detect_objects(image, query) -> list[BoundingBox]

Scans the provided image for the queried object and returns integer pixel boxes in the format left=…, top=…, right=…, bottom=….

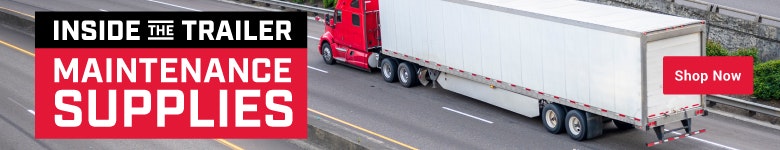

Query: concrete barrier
left=306, top=115, right=397, bottom=150
left=581, top=0, right=780, bottom=61
left=307, top=124, right=369, bottom=150
left=0, top=7, right=35, bottom=36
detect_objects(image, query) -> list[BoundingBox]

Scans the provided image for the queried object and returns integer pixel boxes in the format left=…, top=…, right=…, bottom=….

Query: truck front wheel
left=398, top=62, right=419, bottom=87
left=381, top=58, right=398, bottom=82
left=321, top=42, right=335, bottom=65
left=542, top=104, right=565, bottom=134
left=566, top=110, right=588, bottom=141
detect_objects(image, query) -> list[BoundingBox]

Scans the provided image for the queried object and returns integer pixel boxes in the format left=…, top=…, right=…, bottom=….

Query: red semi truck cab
left=318, top=0, right=381, bottom=70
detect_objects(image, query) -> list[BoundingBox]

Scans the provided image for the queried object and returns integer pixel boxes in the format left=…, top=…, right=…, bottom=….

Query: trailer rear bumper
left=646, top=129, right=706, bottom=147
left=647, top=106, right=706, bottom=129
left=644, top=107, right=707, bottom=147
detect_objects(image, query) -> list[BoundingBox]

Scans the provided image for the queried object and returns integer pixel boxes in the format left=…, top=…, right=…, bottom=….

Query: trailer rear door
left=646, top=32, right=703, bottom=118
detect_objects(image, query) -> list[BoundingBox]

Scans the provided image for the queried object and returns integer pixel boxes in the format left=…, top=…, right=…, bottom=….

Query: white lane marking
left=442, top=107, right=493, bottom=124
left=304, top=35, right=328, bottom=74
left=99, top=9, right=108, bottom=12
left=664, top=129, right=738, bottom=150
left=7, top=97, right=34, bottom=116
left=308, top=66, right=328, bottom=73
left=147, top=0, right=202, bottom=11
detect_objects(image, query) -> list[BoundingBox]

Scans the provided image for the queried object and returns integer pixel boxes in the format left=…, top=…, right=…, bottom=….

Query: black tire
left=381, top=58, right=398, bottom=83
left=566, top=110, right=588, bottom=141
left=398, top=62, right=419, bottom=88
left=613, top=120, right=635, bottom=130
left=321, top=42, right=335, bottom=65
left=542, top=104, right=566, bottom=134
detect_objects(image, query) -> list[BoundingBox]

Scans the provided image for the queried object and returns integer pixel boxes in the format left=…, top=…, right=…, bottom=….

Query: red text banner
left=35, top=48, right=307, bottom=138
left=663, top=56, right=753, bottom=94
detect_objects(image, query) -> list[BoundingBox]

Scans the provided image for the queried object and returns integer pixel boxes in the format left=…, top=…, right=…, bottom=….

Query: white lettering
left=190, top=90, right=214, bottom=127
left=160, top=58, right=177, bottom=83
left=229, top=58, right=248, bottom=82
left=236, top=90, right=261, bottom=127
left=275, top=58, right=291, bottom=82
left=204, top=58, right=225, bottom=83
left=124, top=90, right=151, bottom=127
left=55, top=90, right=82, bottom=127
left=82, top=58, right=103, bottom=82
left=265, top=90, right=292, bottom=127
left=54, top=58, right=78, bottom=83
left=276, top=20, right=291, bottom=40
left=713, top=70, right=742, bottom=81
left=139, top=58, right=158, bottom=83
left=157, top=90, right=184, bottom=127
left=88, top=90, right=116, bottom=127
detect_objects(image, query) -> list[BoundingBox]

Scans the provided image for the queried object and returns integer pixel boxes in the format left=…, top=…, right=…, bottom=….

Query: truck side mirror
left=325, top=15, right=332, bottom=26
left=325, top=15, right=336, bottom=28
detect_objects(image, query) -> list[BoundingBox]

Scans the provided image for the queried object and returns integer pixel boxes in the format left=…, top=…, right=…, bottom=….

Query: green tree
left=754, top=60, right=780, bottom=100
left=706, top=40, right=728, bottom=56
left=323, top=0, right=337, bottom=8
left=730, top=47, right=760, bottom=65
left=290, top=0, right=307, bottom=4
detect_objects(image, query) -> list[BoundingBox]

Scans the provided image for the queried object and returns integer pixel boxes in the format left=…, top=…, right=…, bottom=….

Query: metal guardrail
left=246, top=0, right=780, bottom=122
left=707, top=95, right=780, bottom=118
left=672, top=0, right=780, bottom=24
left=254, top=0, right=333, bottom=16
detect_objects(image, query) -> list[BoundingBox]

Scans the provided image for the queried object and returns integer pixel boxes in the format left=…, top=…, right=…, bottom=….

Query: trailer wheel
left=566, top=110, right=587, bottom=141
left=321, top=42, right=335, bottom=65
left=613, top=120, right=635, bottom=130
left=381, top=58, right=398, bottom=82
left=398, top=62, right=419, bottom=87
left=542, top=104, right=565, bottom=134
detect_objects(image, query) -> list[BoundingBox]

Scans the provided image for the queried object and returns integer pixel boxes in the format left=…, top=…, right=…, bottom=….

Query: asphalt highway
left=1, top=0, right=779, bottom=150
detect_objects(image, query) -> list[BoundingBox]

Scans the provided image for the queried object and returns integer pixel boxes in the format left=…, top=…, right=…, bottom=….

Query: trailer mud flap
left=586, top=112, right=603, bottom=139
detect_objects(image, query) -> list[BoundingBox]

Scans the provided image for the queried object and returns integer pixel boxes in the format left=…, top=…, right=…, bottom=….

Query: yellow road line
left=0, top=39, right=34, bottom=57
left=308, top=108, right=419, bottom=150
left=214, top=139, right=245, bottom=150
left=0, top=6, right=35, bottom=19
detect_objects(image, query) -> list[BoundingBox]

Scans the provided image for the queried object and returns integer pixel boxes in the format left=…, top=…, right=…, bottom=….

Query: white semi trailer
left=319, top=0, right=709, bottom=146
